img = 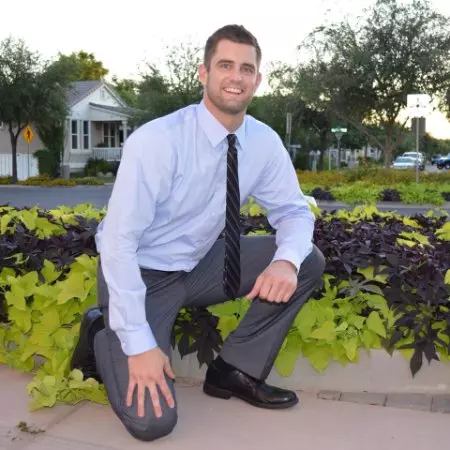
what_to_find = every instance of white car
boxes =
[391,156,423,170]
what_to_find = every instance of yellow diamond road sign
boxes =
[23,125,34,144]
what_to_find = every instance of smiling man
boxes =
[71,24,325,442]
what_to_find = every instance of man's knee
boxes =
[124,408,178,442]
[94,329,178,442]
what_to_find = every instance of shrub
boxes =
[0,176,13,185]
[74,178,105,186]
[380,189,401,202]
[34,149,59,178]
[1,203,449,411]
[84,158,119,177]
[310,187,335,201]
[18,175,76,187]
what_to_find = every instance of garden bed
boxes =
[0,201,449,410]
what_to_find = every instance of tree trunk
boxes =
[318,129,328,171]
[8,128,19,184]
[383,126,395,167]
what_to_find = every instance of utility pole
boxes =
[407,94,430,183]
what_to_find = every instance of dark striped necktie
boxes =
[223,133,241,299]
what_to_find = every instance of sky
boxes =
[2,0,450,139]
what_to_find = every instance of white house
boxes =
[0,80,137,178]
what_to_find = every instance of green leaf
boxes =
[436,222,450,241]
[19,209,37,230]
[293,302,317,338]
[306,346,331,372]
[209,301,240,317]
[274,346,301,376]
[17,271,39,297]
[343,337,359,361]
[366,311,386,338]
[57,272,86,304]
[52,328,76,350]
[445,269,450,285]
[357,266,388,284]
[7,306,32,333]
[335,321,349,333]
[5,288,26,311]
[364,294,389,318]
[310,320,336,341]
[348,315,366,330]
[399,231,430,246]
[70,369,85,382]
[41,260,61,284]
[0,213,13,234]
[217,316,238,340]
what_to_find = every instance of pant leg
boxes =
[94,260,187,441]
[184,235,326,380]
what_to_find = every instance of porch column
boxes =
[122,119,128,143]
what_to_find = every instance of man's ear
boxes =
[255,71,262,91]
[198,63,208,87]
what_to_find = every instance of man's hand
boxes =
[246,260,298,303]
[126,347,175,418]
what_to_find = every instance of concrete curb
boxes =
[170,348,450,395]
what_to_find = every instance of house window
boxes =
[103,123,116,147]
[83,121,90,149]
[71,120,78,149]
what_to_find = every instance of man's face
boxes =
[199,39,262,116]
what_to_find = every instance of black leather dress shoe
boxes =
[203,357,299,409]
[70,306,105,383]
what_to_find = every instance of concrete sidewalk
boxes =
[2,366,450,450]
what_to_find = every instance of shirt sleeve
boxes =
[250,132,315,273]
[96,127,172,356]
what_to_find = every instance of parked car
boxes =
[431,154,442,165]
[391,156,424,170]
[401,152,425,170]
[436,153,450,170]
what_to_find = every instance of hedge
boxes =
[0,201,449,411]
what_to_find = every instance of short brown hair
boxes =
[204,24,262,69]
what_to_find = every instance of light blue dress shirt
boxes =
[95,100,315,356]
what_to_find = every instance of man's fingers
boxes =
[164,359,176,380]
[258,277,273,300]
[159,376,175,409]
[149,383,162,418]
[137,381,145,418]
[246,276,263,299]
[126,379,135,408]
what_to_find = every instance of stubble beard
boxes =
[205,83,251,116]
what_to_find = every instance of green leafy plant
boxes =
[0,202,449,412]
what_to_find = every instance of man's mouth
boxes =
[223,87,243,95]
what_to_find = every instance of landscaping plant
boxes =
[0,201,449,411]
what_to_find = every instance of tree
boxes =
[136,43,203,123]
[56,50,108,81]
[285,0,450,166]
[0,36,72,182]
[110,75,139,106]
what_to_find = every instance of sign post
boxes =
[407,94,430,183]
[23,125,34,178]
[331,127,347,170]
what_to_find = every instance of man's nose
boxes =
[230,67,243,81]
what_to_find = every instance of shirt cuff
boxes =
[271,247,303,274]
[116,324,158,356]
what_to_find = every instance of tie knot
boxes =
[227,134,237,147]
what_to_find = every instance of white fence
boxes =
[0,154,39,180]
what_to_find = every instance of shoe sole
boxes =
[203,382,299,410]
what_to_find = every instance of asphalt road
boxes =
[1,185,449,217]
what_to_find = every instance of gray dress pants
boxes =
[94,235,325,441]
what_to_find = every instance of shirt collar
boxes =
[196,99,247,151]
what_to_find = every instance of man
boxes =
[71,24,325,442]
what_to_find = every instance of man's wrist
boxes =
[272,259,297,273]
